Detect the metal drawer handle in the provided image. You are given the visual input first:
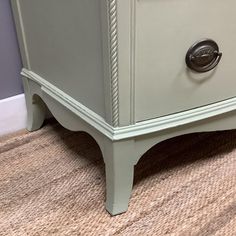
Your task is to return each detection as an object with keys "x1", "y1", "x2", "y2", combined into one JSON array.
[{"x1": 185, "y1": 39, "x2": 222, "y2": 73}]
